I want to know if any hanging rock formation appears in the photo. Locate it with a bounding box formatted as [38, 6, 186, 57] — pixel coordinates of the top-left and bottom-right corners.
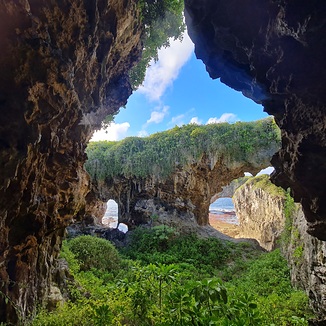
[210, 176, 250, 203]
[184, 0, 326, 240]
[0, 0, 142, 322]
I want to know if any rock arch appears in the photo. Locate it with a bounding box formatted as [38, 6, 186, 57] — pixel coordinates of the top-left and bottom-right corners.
[87, 121, 280, 230]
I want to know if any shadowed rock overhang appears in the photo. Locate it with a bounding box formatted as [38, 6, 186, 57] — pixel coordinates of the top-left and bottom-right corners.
[184, 0, 326, 240]
[0, 0, 142, 322]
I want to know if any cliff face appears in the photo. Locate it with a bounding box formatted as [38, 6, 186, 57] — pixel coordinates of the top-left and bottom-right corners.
[233, 175, 286, 250]
[0, 0, 141, 322]
[184, 0, 326, 240]
[210, 176, 249, 203]
[233, 175, 326, 320]
[283, 207, 326, 320]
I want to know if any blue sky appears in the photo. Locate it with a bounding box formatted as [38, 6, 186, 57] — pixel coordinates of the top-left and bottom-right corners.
[91, 31, 269, 142]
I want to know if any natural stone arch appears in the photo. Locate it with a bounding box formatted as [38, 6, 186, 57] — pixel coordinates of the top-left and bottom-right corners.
[87, 120, 280, 230]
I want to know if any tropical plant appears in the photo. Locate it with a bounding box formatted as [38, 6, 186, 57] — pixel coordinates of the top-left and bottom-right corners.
[32, 234, 312, 325]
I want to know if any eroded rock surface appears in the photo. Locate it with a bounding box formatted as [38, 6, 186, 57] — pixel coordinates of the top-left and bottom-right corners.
[233, 175, 286, 250]
[283, 207, 326, 321]
[94, 149, 275, 234]
[0, 0, 141, 322]
[184, 0, 326, 240]
[232, 174, 326, 319]
[210, 176, 249, 203]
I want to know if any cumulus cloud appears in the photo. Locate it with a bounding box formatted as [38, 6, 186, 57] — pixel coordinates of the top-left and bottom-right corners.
[206, 113, 238, 124]
[146, 105, 169, 125]
[90, 122, 130, 141]
[138, 130, 149, 137]
[139, 31, 194, 101]
[189, 117, 202, 125]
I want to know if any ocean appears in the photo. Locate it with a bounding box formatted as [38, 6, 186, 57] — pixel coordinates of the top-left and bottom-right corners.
[209, 198, 238, 225]
[209, 197, 235, 213]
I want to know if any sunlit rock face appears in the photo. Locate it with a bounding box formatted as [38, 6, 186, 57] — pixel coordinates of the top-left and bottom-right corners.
[233, 175, 286, 251]
[184, 0, 326, 240]
[233, 175, 326, 319]
[0, 0, 141, 322]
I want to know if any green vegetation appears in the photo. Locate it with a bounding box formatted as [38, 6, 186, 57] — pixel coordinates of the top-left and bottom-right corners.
[85, 118, 280, 180]
[66, 235, 121, 273]
[243, 174, 287, 198]
[280, 190, 297, 247]
[32, 231, 312, 325]
[129, 0, 185, 89]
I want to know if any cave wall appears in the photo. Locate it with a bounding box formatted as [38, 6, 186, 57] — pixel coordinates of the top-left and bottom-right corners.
[283, 207, 326, 320]
[0, 0, 142, 322]
[184, 0, 326, 240]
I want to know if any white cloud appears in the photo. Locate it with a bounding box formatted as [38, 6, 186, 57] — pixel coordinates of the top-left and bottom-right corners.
[139, 31, 194, 101]
[90, 122, 130, 141]
[206, 113, 238, 124]
[138, 130, 149, 137]
[244, 167, 275, 177]
[146, 105, 169, 125]
[189, 117, 202, 125]
[169, 114, 186, 127]
[257, 166, 275, 176]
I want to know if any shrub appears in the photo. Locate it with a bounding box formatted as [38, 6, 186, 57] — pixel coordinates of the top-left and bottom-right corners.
[67, 235, 120, 273]
[232, 249, 292, 297]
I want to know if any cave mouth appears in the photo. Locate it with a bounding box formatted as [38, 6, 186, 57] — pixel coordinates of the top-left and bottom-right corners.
[209, 197, 239, 238]
[102, 199, 128, 233]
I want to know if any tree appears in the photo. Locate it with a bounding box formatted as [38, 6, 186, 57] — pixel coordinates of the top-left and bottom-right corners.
[129, 0, 185, 89]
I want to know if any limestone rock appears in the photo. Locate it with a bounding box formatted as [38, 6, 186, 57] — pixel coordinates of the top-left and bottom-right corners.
[233, 175, 286, 251]
[184, 0, 326, 240]
[211, 176, 250, 203]
[233, 174, 326, 319]
[0, 0, 142, 322]
[46, 285, 64, 311]
[95, 149, 274, 234]
[283, 207, 326, 321]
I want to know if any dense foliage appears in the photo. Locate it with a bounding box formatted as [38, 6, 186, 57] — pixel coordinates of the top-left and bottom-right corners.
[129, 0, 185, 89]
[32, 232, 312, 325]
[67, 235, 121, 273]
[85, 118, 280, 180]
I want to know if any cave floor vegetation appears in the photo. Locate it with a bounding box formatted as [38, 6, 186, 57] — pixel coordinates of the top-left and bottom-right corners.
[30, 229, 312, 326]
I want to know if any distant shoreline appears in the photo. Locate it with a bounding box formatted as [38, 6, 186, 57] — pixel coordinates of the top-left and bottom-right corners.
[209, 212, 240, 238]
